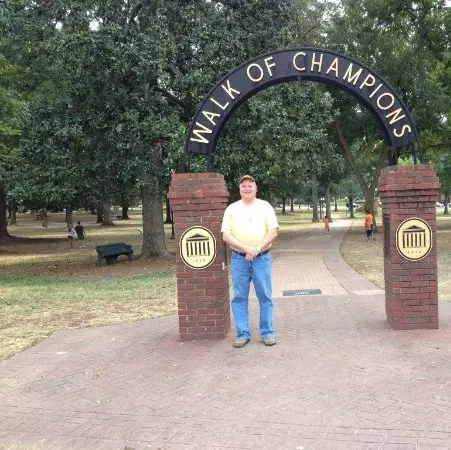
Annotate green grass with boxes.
[1,272,174,309]
[0,271,177,361]
[0,272,177,360]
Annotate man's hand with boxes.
[244,246,260,261]
[246,246,260,261]
[222,232,263,259]
[245,246,260,257]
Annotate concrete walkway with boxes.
[1,220,451,449]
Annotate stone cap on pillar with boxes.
[168,173,229,203]
[379,164,440,195]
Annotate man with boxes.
[221,175,279,348]
[74,221,85,240]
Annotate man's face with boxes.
[239,180,257,200]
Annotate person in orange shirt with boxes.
[364,210,375,241]
[323,215,330,233]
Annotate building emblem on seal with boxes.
[180,226,216,270]
[396,218,432,261]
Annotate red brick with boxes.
[392,282,413,288]
[410,281,431,287]
[402,300,420,306]
[169,172,232,340]
[379,164,439,330]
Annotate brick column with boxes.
[378,164,440,330]
[168,172,231,340]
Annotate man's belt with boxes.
[234,249,270,257]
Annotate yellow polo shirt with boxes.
[221,199,279,247]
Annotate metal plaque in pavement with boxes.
[283,289,322,296]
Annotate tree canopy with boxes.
[1,0,450,245]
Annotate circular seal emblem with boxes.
[180,226,216,270]
[396,218,432,261]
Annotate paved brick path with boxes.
[1,220,451,449]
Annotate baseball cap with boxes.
[238,175,256,184]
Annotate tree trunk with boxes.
[349,195,355,219]
[364,191,374,215]
[141,170,170,257]
[165,196,172,223]
[290,197,294,212]
[96,204,103,223]
[66,206,73,226]
[0,186,10,240]
[311,173,319,222]
[121,197,130,219]
[281,198,286,214]
[102,201,114,226]
[335,119,387,227]
[10,201,17,225]
[334,197,338,212]
[443,192,450,215]
[325,182,332,222]
[42,207,48,227]
[121,204,130,220]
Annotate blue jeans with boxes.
[230,251,274,339]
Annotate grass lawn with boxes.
[1,207,450,361]
[0,210,177,360]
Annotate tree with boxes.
[326,0,450,207]
[215,82,339,222]
[335,116,387,215]
[337,175,363,219]
[4,0,297,255]
[427,150,451,215]
[0,52,23,240]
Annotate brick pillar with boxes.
[168,172,231,340]
[378,164,440,330]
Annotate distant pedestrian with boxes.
[37,208,48,228]
[75,221,85,240]
[364,210,375,241]
[67,225,75,248]
[323,215,330,233]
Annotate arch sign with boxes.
[184,47,418,159]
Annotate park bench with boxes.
[95,243,133,266]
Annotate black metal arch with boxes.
[183,47,419,169]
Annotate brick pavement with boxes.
[1,219,451,449]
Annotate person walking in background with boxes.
[75,221,85,240]
[67,225,75,248]
[37,208,48,228]
[323,215,330,233]
[221,175,279,348]
[364,210,375,241]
